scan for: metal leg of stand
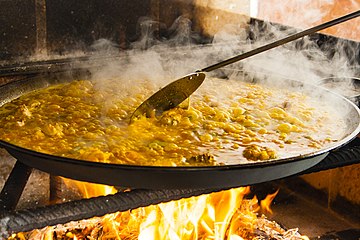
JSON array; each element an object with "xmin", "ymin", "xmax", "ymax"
[
  {"xmin": 0, "ymin": 161, "xmax": 33, "ymax": 212},
  {"xmin": 49, "ymin": 175, "xmax": 63, "ymax": 204}
]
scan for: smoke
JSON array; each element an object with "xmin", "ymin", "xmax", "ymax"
[
  {"xmin": 85, "ymin": 2, "xmax": 359, "ymax": 103},
  {"xmin": 245, "ymin": 0, "xmax": 359, "ymax": 90}
]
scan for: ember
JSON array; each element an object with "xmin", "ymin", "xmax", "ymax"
[{"xmin": 8, "ymin": 183, "xmax": 308, "ymax": 240}]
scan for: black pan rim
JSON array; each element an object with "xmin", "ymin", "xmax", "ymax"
[{"xmin": 0, "ymin": 132, "xmax": 357, "ymax": 172}]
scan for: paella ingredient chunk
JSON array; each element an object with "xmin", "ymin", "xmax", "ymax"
[
  {"xmin": 186, "ymin": 153, "xmax": 216, "ymax": 165},
  {"xmin": 20, "ymin": 105, "xmax": 32, "ymax": 117},
  {"xmin": 163, "ymin": 143, "xmax": 179, "ymax": 152},
  {"xmin": 199, "ymin": 133, "xmax": 213, "ymax": 142},
  {"xmin": 277, "ymin": 123, "xmax": 298, "ymax": 134},
  {"xmin": 232, "ymin": 107, "xmax": 246, "ymax": 118},
  {"xmin": 160, "ymin": 108, "xmax": 187, "ymax": 126},
  {"xmin": 79, "ymin": 147, "xmax": 112, "ymax": 162},
  {"xmin": 34, "ymin": 128, "xmax": 45, "ymax": 140},
  {"xmin": 243, "ymin": 144, "xmax": 277, "ymax": 161},
  {"xmin": 42, "ymin": 123, "xmax": 64, "ymax": 137}
]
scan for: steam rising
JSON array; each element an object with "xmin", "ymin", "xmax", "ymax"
[{"xmin": 84, "ymin": 6, "xmax": 359, "ymax": 106}]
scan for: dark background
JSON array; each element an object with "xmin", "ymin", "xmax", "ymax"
[{"xmin": 0, "ymin": 0, "xmax": 158, "ymax": 61}]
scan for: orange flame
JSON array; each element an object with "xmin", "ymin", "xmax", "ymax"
[
  {"xmin": 61, "ymin": 178, "xmax": 118, "ymax": 198},
  {"xmin": 136, "ymin": 187, "xmax": 253, "ymax": 239},
  {"xmin": 13, "ymin": 180, "xmax": 310, "ymax": 240},
  {"xmin": 260, "ymin": 189, "xmax": 279, "ymax": 214}
]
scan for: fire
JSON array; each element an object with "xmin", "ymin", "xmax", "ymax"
[
  {"xmin": 9, "ymin": 181, "xmax": 310, "ymax": 240},
  {"xmin": 260, "ymin": 189, "xmax": 279, "ymax": 215},
  {"xmin": 137, "ymin": 187, "xmax": 253, "ymax": 240},
  {"xmin": 61, "ymin": 177, "xmax": 118, "ymax": 198}
]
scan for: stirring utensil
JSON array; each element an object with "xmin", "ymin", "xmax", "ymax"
[{"xmin": 130, "ymin": 10, "xmax": 360, "ymax": 123}]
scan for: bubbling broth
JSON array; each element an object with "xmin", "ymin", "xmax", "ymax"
[{"xmin": 0, "ymin": 77, "xmax": 346, "ymax": 166}]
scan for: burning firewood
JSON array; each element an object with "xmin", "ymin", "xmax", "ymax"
[{"xmin": 8, "ymin": 187, "xmax": 309, "ymax": 240}]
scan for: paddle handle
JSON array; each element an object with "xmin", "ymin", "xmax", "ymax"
[{"xmin": 201, "ymin": 10, "xmax": 360, "ymax": 73}]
